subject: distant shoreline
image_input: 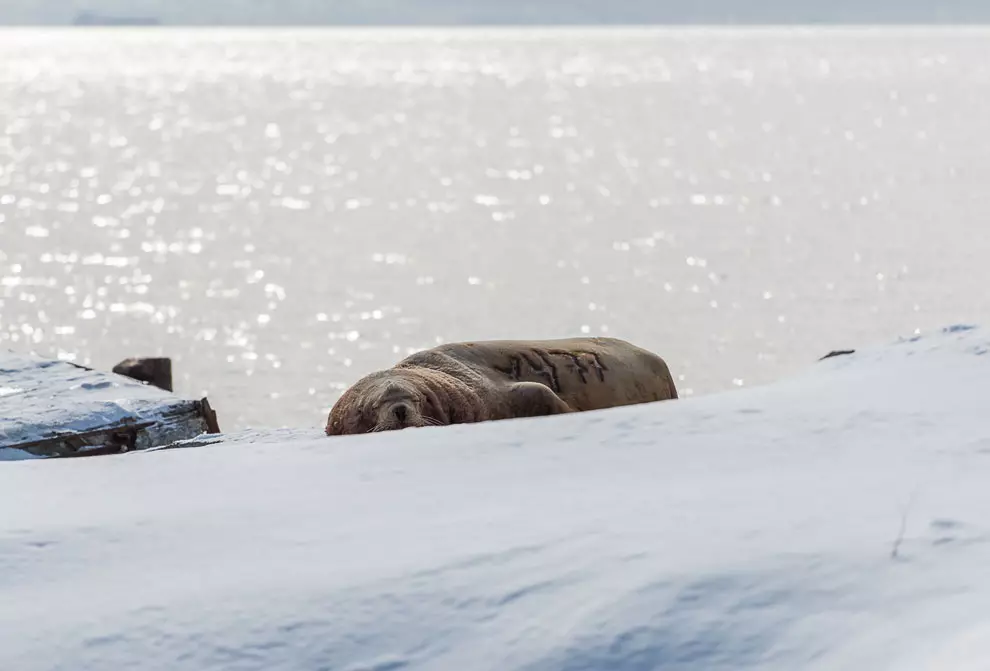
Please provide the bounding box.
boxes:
[4,21,990,28]
[71,11,161,26]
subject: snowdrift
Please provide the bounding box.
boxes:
[3,326,990,670]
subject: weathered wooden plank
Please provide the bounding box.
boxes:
[0,350,220,459]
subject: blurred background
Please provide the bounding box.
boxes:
[2,3,989,430]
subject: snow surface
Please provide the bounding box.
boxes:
[0,447,43,461]
[3,326,990,670]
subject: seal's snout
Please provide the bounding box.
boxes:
[377,400,422,432]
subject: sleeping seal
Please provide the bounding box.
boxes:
[325,337,677,436]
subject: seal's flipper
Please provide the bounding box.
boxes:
[506,382,575,418]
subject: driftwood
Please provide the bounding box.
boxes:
[0,351,220,459]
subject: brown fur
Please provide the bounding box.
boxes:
[325,337,677,436]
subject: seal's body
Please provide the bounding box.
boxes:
[325,337,677,436]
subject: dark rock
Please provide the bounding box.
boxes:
[112,357,173,392]
[820,349,856,361]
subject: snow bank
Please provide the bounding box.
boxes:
[0,447,43,462]
[3,326,990,670]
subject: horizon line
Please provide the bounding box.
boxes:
[4,20,990,28]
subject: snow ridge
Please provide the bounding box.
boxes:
[3,325,990,670]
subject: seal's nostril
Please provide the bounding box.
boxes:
[394,405,407,422]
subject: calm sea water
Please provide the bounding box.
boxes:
[2,27,990,431]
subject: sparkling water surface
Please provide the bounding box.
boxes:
[2,27,990,430]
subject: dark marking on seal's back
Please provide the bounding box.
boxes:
[533,350,561,393]
[546,350,607,383]
[585,352,607,381]
[489,349,606,389]
[493,355,522,380]
[519,351,561,393]
[546,350,589,383]
[569,354,590,382]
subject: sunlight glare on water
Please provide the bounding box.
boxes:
[2,27,990,430]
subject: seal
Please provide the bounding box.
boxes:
[325,337,677,436]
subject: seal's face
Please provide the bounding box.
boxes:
[325,372,435,436]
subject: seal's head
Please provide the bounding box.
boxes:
[325,370,440,436]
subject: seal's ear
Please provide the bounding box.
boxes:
[420,385,449,425]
